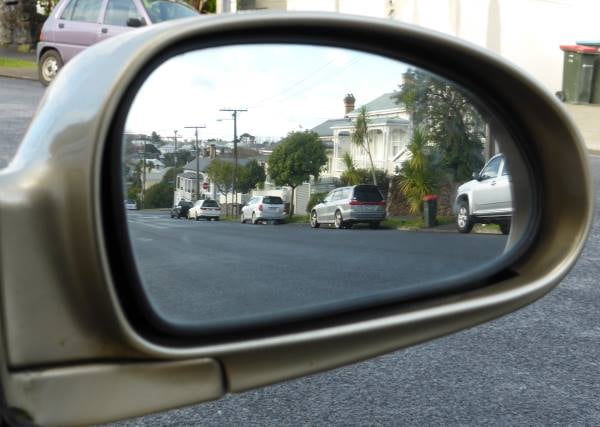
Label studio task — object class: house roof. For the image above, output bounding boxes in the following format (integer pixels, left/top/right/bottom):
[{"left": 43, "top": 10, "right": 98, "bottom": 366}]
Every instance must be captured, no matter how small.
[
  {"left": 349, "top": 92, "right": 403, "bottom": 115},
  {"left": 311, "top": 118, "right": 352, "bottom": 137}
]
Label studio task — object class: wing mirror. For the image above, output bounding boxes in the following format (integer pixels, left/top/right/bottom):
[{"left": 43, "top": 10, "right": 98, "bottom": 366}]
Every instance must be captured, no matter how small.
[
  {"left": 0, "top": 13, "right": 592, "bottom": 426},
  {"left": 127, "top": 17, "right": 145, "bottom": 28}
]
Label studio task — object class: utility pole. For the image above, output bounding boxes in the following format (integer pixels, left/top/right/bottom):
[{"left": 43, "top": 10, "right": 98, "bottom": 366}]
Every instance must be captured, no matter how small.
[
  {"left": 184, "top": 125, "right": 205, "bottom": 201},
  {"left": 164, "top": 130, "right": 180, "bottom": 205},
  {"left": 220, "top": 108, "right": 246, "bottom": 214},
  {"left": 141, "top": 135, "right": 147, "bottom": 210}
]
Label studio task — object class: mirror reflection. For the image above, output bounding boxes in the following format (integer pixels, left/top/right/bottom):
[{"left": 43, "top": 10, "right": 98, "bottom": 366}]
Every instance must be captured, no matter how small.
[{"left": 122, "top": 44, "right": 514, "bottom": 327}]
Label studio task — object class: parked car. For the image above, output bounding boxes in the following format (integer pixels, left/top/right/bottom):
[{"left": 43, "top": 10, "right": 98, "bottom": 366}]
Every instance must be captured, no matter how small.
[
  {"left": 310, "top": 184, "right": 386, "bottom": 229},
  {"left": 124, "top": 199, "right": 137, "bottom": 210},
  {"left": 454, "top": 153, "right": 512, "bottom": 234},
  {"left": 241, "top": 195, "right": 286, "bottom": 224},
  {"left": 187, "top": 199, "right": 221, "bottom": 221},
  {"left": 37, "top": 0, "right": 200, "bottom": 85},
  {"left": 170, "top": 200, "right": 192, "bottom": 219}
]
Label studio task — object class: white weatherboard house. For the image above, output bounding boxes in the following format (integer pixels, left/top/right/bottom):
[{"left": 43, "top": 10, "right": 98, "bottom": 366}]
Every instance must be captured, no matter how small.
[{"left": 313, "top": 93, "right": 412, "bottom": 179}]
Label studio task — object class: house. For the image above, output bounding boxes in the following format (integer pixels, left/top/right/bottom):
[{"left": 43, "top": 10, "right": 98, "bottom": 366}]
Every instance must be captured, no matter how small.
[
  {"left": 174, "top": 144, "right": 268, "bottom": 205},
  {"left": 239, "top": 133, "right": 256, "bottom": 145},
  {"left": 312, "top": 92, "right": 412, "bottom": 179}
]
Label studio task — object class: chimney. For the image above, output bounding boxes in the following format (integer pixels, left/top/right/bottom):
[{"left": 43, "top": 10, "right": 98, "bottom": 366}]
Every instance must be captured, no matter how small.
[
  {"left": 344, "top": 93, "right": 355, "bottom": 116},
  {"left": 210, "top": 144, "right": 216, "bottom": 159}
]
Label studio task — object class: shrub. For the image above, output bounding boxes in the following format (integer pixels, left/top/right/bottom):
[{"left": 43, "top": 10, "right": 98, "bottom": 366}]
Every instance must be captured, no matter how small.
[{"left": 306, "top": 192, "right": 327, "bottom": 213}]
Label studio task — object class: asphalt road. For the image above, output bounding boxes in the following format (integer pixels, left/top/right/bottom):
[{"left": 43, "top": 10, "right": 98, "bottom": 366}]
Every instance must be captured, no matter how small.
[
  {"left": 115, "top": 161, "right": 600, "bottom": 425},
  {"left": 1, "top": 77, "right": 599, "bottom": 425},
  {"left": 0, "top": 77, "right": 44, "bottom": 168},
  {"left": 128, "top": 213, "right": 507, "bottom": 326}
]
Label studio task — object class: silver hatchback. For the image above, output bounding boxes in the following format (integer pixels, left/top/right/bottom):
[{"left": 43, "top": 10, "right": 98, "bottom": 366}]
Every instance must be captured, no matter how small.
[{"left": 310, "top": 185, "right": 386, "bottom": 229}]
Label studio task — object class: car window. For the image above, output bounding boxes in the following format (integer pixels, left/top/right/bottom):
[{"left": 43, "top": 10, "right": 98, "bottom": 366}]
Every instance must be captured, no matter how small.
[
  {"left": 263, "top": 196, "right": 283, "bottom": 205},
  {"left": 480, "top": 156, "right": 502, "bottom": 180},
  {"left": 202, "top": 200, "right": 219, "bottom": 208},
  {"left": 501, "top": 158, "right": 510, "bottom": 176},
  {"left": 142, "top": 0, "right": 197, "bottom": 23},
  {"left": 69, "top": 0, "right": 103, "bottom": 23},
  {"left": 179, "top": 201, "right": 192, "bottom": 207},
  {"left": 353, "top": 186, "right": 383, "bottom": 202},
  {"left": 60, "top": 0, "right": 77, "bottom": 19},
  {"left": 330, "top": 190, "right": 342, "bottom": 202},
  {"left": 104, "top": 0, "right": 142, "bottom": 26}
]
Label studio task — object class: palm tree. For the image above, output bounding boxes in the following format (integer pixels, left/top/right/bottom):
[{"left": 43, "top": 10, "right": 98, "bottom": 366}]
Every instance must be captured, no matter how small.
[
  {"left": 351, "top": 106, "right": 378, "bottom": 185},
  {"left": 398, "top": 129, "right": 440, "bottom": 214}
]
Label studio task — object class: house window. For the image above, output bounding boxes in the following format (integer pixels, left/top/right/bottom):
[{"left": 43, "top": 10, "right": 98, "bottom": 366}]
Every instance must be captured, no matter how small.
[{"left": 391, "top": 129, "right": 404, "bottom": 158}]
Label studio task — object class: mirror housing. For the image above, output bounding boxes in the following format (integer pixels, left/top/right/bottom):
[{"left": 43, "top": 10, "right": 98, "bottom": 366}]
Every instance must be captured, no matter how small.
[
  {"left": 127, "top": 17, "right": 145, "bottom": 28},
  {"left": 472, "top": 172, "right": 481, "bottom": 181}
]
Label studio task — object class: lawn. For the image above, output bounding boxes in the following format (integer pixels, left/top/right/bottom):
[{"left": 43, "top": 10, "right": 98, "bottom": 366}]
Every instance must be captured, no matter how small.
[{"left": 0, "top": 57, "right": 36, "bottom": 69}]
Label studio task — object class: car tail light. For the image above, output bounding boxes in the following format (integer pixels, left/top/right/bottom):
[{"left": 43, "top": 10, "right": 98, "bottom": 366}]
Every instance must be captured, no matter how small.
[
  {"left": 349, "top": 199, "right": 363, "bottom": 205},
  {"left": 258, "top": 204, "right": 263, "bottom": 211},
  {"left": 377, "top": 201, "right": 386, "bottom": 206}
]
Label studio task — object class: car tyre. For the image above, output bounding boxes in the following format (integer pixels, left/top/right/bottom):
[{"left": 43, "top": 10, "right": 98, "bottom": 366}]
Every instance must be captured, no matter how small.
[
  {"left": 240, "top": 213, "right": 245, "bottom": 223},
  {"left": 499, "top": 221, "right": 510, "bottom": 235},
  {"left": 39, "top": 50, "right": 63, "bottom": 86},
  {"left": 334, "top": 210, "right": 345, "bottom": 229},
  {"left": 252, "top": 213, "right": 257, "bottom": 224},
  {"left": 310, "top": 210, "right": 320, "bottom": 228},
  {"left": 195, "top": 212, "right": 200, "bottom": 221},
  {"left": 457, "top": 200, "right": 474, "bottom": 233}
]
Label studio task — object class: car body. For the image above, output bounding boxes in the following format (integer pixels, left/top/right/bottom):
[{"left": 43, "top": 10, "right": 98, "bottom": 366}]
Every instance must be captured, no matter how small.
[
  {"left": 454, "top": 153, "right": 512, "bottom": 234},
  {"left": 170, "top": 200, "right": 192, "bottom": 218},
  {"left": 310, "top": 184, "right": 386, "bottom": 229},
  {"left": 124, "top": 199, "right": 137, "bottom": 210},
  {"left": 36, "top": 0, "right": 199, "bottom": 85},
  {"left": 187, "top": 199, "right": 221, "bottom": 221},
  {"left": 241, "top": 195, "right": 286, "bottom": 224}
]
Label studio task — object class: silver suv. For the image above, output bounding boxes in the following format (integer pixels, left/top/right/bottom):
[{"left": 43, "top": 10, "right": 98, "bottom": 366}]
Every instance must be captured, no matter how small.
[
  {"left": 311, "top": 185, "right": 386, "bottom": 229},
  {"left": 454, "top": 153, "right": 512, "bottom": 234}
]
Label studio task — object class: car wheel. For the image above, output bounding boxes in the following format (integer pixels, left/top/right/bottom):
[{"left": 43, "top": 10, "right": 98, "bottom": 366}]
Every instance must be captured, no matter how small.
[
  {"left": 369, "top": 221, "right": 380, "bottom": 229},
  {"left": 457, "top": 200, "right": 474, "bottom": 233},
  {"left": 39, "top": 50, "right": 63, "bottom": 86},
  {"left": 334, "top": 210, "right": 344, "bottom": 229},
  {"left": 240, "top": 213, "right": 245, "bottom": 224},
  {"left": 310, "top": 210, "right": 320, "bottom": 228},
  {"left": 499, "top": 222, "right": 510, "bottom": 235},
  {"left": 251, "top": 213, "right": 257, "bottom": 224},
  {"left": 195, "top": 212, "right": 200, "bottom": 221},
  {"left": 170, "top": 214, "right": 174, "bottom": 218}
]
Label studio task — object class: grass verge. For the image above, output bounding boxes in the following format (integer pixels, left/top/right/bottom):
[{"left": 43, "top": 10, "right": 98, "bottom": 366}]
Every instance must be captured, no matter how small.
[{"left": 0, "top": 57, "right": 36, "bottom": 69}]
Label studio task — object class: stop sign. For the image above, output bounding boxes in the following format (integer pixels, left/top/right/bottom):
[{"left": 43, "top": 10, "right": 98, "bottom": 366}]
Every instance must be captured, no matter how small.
[{"left": 202, "top": 182, "right": 209, "bottom": 190}]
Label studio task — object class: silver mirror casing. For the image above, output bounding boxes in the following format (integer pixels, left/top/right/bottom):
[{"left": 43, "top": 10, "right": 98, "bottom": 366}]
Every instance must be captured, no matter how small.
[{"left": 0, "top": 13, "right": 592, "bottom": 426}]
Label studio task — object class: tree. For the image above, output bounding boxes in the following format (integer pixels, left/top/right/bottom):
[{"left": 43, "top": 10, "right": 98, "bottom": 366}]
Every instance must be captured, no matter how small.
[
  {"left": 351, "top": 106, "right": 378, "bottom": 186},
  {"left": 163, "top": 150, "right": 193, "bottom": 167},
  {"left": 393, "top": 68, "right": 485, "bottom": 183},
  {"left": 150, "top": 131, "right": 162, "bottom": 146},
  {"left": 340, "top": 153, "right": 362, "bottom": 186},
  {"left": 206, "top": 159, "right": 233, "bottom": 213},
  {"left": 143, "top": 167, "right": 182, "bottom": 208},
  {"left": 268, "top": 131, "right": 327, "bottom": 216},
  {"left": 0, "top": 0, "right": 36, "bottom": 48},
  {"left": 237, "top": 160, "right": 266, "bottom": 194},
  {"left": 397, "top": 129, "right": 441, "bottom": 214}
]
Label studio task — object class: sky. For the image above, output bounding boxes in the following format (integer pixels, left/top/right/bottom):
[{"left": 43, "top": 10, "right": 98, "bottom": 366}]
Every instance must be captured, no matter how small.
[{"left": 125, "top": 44, "right": 409, "bottom": 143}]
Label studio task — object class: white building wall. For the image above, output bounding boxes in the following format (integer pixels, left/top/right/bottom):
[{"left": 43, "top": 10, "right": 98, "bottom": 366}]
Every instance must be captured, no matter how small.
[{"left": 390, "top": 0, "right": 600, "bottom": 94}]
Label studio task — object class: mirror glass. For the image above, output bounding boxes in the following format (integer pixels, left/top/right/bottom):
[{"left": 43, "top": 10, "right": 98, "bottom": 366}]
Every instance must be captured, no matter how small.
[{"left": 121, "top": 44, "right": 519, "bottom": 330}]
